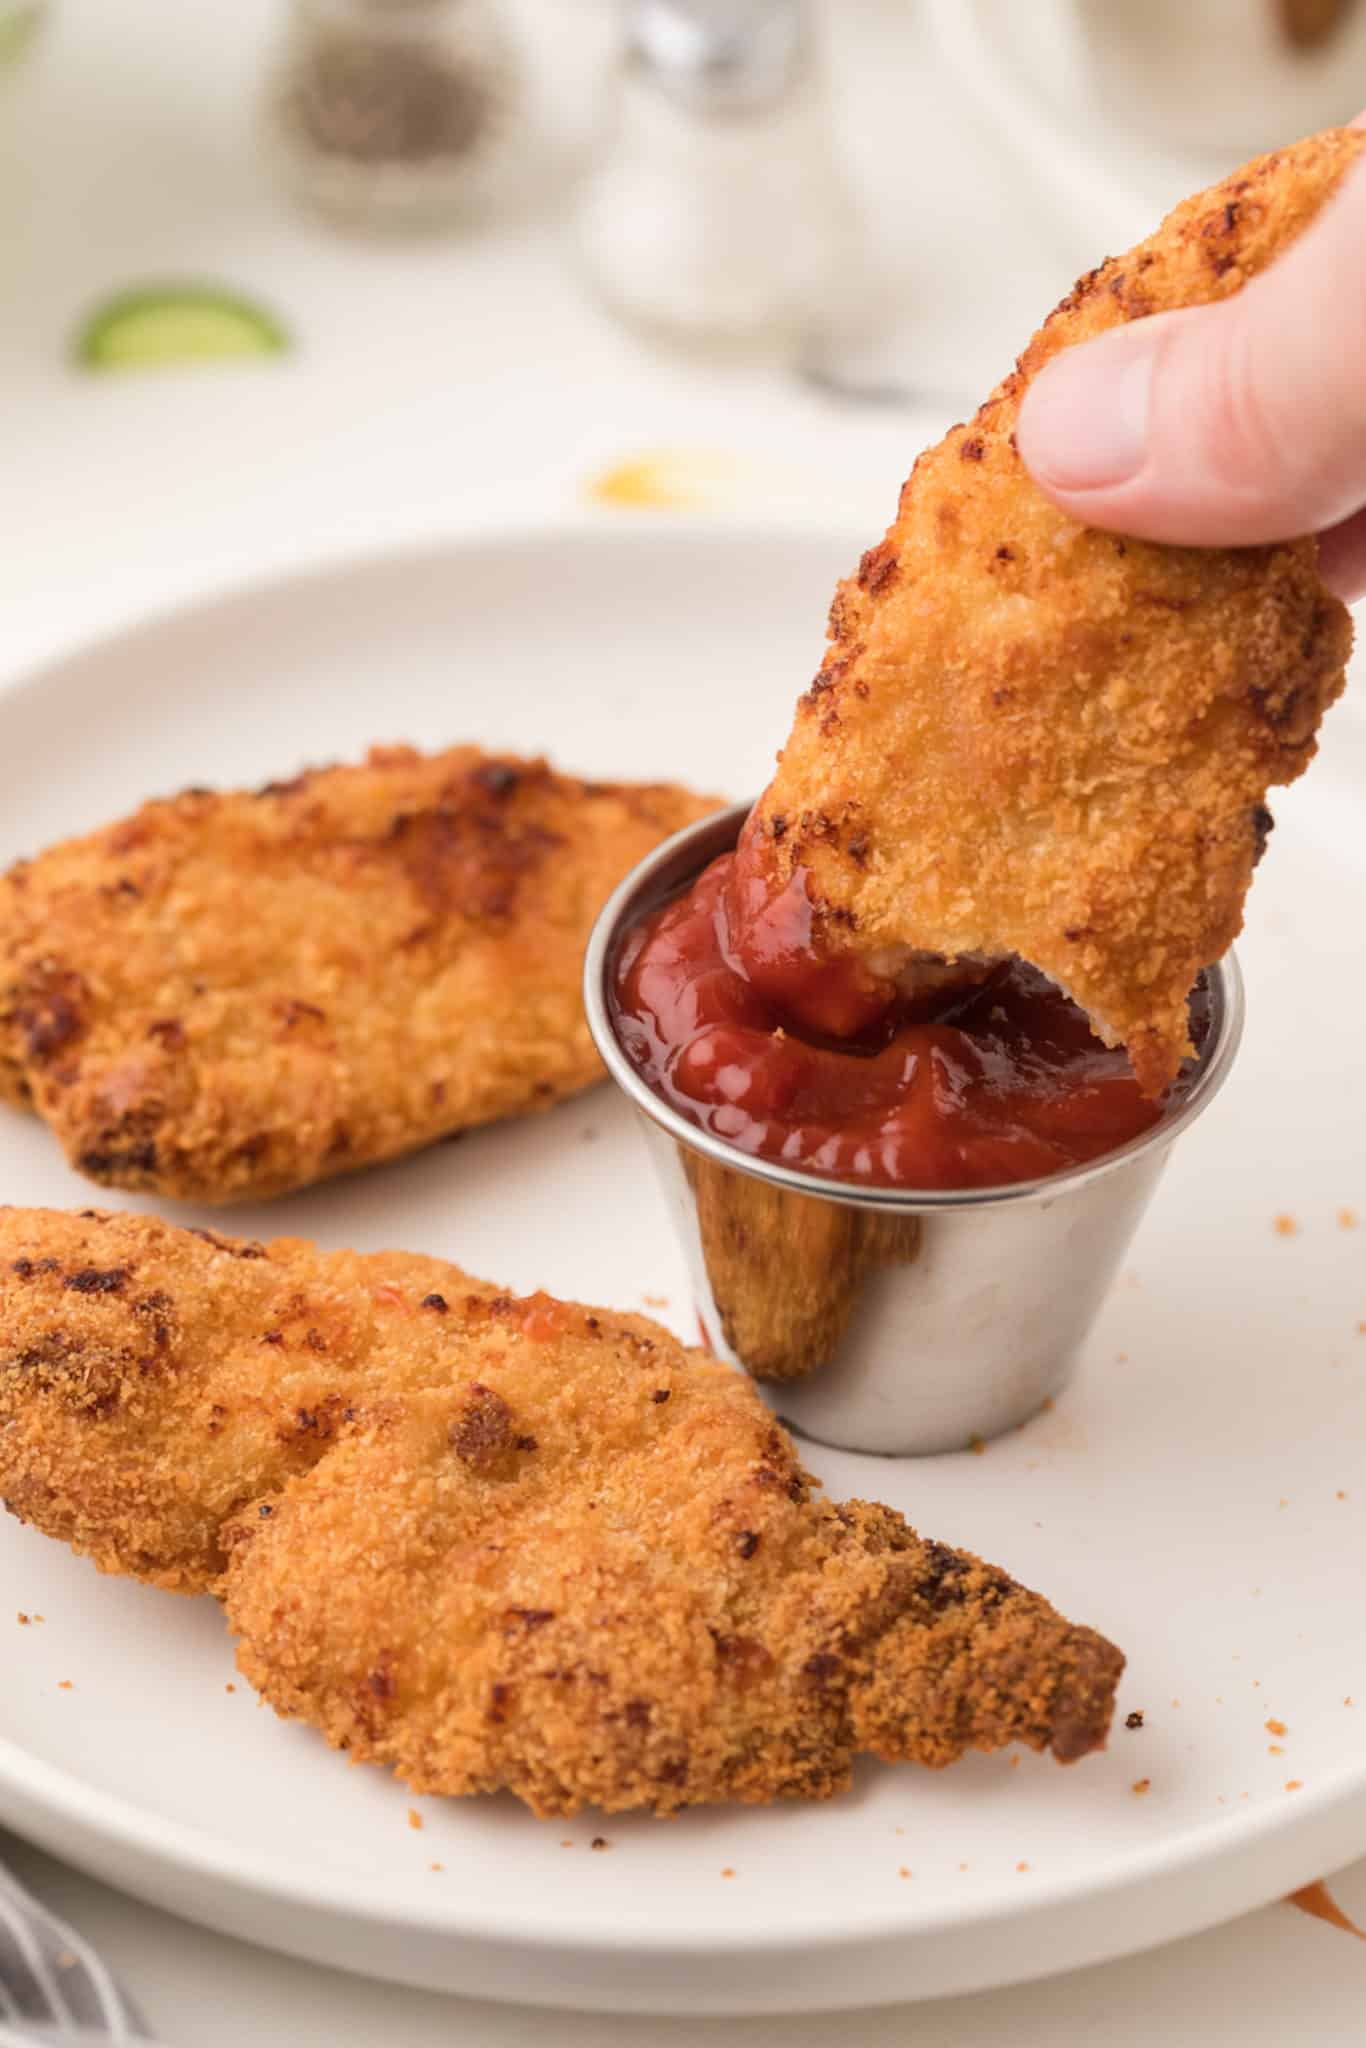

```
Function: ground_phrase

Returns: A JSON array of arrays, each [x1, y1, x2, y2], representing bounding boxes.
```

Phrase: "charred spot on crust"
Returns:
[[384, 789, 564, 924], [711, 1632, 773, 1687], [769, 814, 788, 843], [857, 541, 899, 595], [736, 1530, 760, 1558], [422, 1292, 449, 1313], [449, 1382, 535, 1479], [918, 1538, 973, 1610], [803, 656, 849, 706], [1250, 803, 1275, 864], [503, 1606, 555, 1632], [994, 544, 1015, 562], [189, 1228, 266, 1260], [802, 1651, 842, 1686], [274, 998, 327, 1030], [146, 1018, 186, 1049], [366, 1657, 396, 1701], [255, 772, 311, 799], [63, 1266, 128, 1296], [471, 761, 522, 799], [651, 1388, 670, 1404], [959, 437, 985, 461], [846, 834, 869, 868], [7, 970, 88, 1063], [12, 1331, 85, 1374], [78, 1142, 159, 1181]]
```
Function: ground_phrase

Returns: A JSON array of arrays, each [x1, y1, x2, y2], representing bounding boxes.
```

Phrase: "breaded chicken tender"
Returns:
[[0, 747, 716, 1202], [747, 130, 1361, 1095], [0, 1208, 1123, 1814]]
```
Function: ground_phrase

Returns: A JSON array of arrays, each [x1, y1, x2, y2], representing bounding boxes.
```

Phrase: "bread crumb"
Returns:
[[1040, 1396, 1055, 1411], [57, 1680, 72, 1691], [1278, 1498, 1289, 1509], [641, 1293, 669, 1309], [1338, 1207, 1358, 1229], [967, 1434, 986, 1456], [560, 1840, 573, 1848], [720, 1867, 736, 1879], [1115, 1352, 1128, 1364], [959, 1862, 970, 1872], [225, 1683, 236, 1694], [1016, 1861, 1030, 1873], [1285, 1780, 1303, 1792], [591, 1837, 609, 1851], [1273, 1214, 1298, 1237], [33, 1615, 43, 1623], [894, 1825, 905, 1834], [1009, 1753, 1021, 1767], [898, 1867, 911, 1879], [1265, 1718, 1287, 1736], [16, 1613, 28, 1625], [1125, 1710, 1144, 1729], [407, 1809, 423, 1831], [1269, 1744, 1285, 1755], [1132, 1778, 1151, 1796], [430, 1862, 444, 1872], [1346, 1697, 1354, 1708]]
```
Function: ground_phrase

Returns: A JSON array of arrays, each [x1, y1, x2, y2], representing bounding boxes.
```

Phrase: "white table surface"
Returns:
[[3, 2, 1365, 2040]]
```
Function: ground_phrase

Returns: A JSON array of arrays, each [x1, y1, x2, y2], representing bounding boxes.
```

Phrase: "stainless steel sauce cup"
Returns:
[[584, 803, 1244, 1457]]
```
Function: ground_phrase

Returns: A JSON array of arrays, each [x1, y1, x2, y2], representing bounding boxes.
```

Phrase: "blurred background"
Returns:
[[5, 0, 1366, 677]]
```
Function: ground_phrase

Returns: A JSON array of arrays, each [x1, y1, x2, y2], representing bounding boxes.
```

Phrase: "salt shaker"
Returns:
[[576, 0, 857, 356], [263, 0, 525, 233]]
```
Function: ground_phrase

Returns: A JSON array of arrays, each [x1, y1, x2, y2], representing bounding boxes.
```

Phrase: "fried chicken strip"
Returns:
[[0, 748, 717, 1202], [0, 1208, 1122, 1813], [747, 130, 1361, 1095]]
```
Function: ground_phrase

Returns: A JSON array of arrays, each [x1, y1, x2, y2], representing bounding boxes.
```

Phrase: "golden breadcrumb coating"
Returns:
[[750, 130, 1361, 1095], [0, 1208, 1122, 1814], [0, 747, 717, 1202]]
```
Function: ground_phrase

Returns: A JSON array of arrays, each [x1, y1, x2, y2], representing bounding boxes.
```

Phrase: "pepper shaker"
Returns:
[[262, 0, 525, 234], [576, 0, 860, 357]]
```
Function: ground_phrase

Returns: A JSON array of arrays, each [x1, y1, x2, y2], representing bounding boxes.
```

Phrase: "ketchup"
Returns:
[[611, 852, 1204, 1192]]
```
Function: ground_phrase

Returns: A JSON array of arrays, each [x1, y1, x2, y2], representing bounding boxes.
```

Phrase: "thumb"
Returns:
[[1016, 157, 1366, 547]]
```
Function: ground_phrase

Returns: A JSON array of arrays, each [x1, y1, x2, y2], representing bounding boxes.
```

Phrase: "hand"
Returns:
[[1017, 126, 1366, 600]]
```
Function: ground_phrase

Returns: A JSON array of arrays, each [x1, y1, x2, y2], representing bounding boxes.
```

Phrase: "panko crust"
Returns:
[[751, 130, 1362, 1094], [0, 747, 718, 1202], [0, 1208, 1123, 1814]]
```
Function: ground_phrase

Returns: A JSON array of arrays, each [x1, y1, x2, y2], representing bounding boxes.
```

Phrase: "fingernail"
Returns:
[[1018, 331, 1156, 491]]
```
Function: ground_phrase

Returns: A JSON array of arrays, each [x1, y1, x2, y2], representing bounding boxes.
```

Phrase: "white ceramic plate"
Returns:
[[1, 528, 1364, 2016]]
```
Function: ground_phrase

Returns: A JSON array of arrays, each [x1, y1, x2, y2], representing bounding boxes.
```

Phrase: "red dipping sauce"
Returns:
[[611, 852, 1205, 1192]]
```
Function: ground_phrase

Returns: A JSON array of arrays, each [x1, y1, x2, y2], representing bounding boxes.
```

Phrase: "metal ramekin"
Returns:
[[584, 803, 1244, 1457]]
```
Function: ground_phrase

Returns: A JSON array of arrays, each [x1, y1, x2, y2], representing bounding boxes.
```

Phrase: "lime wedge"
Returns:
[[0, 2, 44, 72], [73, 286, 290, 373]]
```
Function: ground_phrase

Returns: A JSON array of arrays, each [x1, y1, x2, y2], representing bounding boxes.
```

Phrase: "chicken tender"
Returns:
[[0, 747, 717, 1202], [0, 1207, 1123, 1813], [747, 130, 1361, 1095]]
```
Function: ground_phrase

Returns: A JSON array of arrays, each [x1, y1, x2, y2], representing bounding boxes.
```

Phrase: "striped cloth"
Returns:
[[0, 1857, 150, 2045]]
